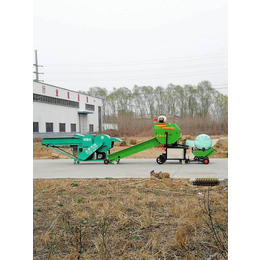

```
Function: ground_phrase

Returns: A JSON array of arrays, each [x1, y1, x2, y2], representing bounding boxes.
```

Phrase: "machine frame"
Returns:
[[156, 132, 214, 165]]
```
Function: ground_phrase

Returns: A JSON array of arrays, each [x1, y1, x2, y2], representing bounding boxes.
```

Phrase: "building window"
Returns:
[[33, 94, 41, 101], [46, 123, 53, 133], [33, 94, 79, 108], [33, 122, 39, 133], [59, 123, 66, 132], [71, 124, 76, 132], [85, 104, 95, 111], [89, 124, 94, 133]]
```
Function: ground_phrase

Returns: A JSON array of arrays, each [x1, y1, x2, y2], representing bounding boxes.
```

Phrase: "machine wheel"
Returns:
[[203, 157, 209, 164], [156, 157, 163, 164], [104, 159, 109, 164], [117, 159, 120, 164], [156, 155, 166, 164]]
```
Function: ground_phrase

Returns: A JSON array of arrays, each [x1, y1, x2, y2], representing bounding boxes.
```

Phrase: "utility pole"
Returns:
[[33, 50, 44, 82]]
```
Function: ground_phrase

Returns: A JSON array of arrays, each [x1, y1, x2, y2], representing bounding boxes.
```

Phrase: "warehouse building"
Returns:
[[33, 81, 102, 138]]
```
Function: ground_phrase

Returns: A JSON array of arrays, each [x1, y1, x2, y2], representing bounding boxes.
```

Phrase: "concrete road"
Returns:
[[33, 158, 228, 180]]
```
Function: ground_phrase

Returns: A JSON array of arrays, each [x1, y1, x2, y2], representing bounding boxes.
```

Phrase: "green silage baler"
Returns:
[[41, 133, 122, 164]]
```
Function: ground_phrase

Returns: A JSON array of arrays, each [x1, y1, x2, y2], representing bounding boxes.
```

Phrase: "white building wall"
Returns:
[[33, 82, 102, 137], [33, 102, 79, 133]]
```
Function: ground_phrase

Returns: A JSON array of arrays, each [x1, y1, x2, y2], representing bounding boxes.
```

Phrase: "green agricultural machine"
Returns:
[[42, 134, 122, 164], [41, 115, 214, 165]]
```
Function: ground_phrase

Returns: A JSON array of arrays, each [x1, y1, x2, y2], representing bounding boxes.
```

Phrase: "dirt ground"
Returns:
[[33, 178, 228, 259], [211, 139, 228, 158], [34, 136, 228, 160]]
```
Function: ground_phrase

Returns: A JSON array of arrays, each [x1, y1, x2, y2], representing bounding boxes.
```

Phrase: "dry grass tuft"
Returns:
[[34, 178, 228, 259]]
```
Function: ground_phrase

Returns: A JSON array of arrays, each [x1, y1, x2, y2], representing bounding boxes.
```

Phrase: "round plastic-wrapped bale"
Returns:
[[194, 134, 212, 150]]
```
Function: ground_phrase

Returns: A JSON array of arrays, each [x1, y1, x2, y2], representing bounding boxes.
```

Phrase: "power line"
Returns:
[[44, 62, 227, 75], [46, 70, 227, 82], [44, 53, 228, 68]]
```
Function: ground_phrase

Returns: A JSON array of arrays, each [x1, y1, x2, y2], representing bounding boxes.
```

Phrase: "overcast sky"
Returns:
[[33, 0, 228, 95]]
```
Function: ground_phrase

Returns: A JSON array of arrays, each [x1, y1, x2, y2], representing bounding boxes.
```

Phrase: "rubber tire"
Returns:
[[161, 155, 167, 163], [156, 157, 163, 164], [104, 159, 109, 164], [156, 155, 166, 164], [203, 157, 209, 164]]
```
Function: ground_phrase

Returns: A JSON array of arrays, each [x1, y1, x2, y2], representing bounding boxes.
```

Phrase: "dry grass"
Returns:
[[33, 178, 228, 259], [211, 139, 228, 158]]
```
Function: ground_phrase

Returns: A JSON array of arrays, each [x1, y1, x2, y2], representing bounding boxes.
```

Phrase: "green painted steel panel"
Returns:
[[81, 135, 95, 147], [108, 137, 159, 162], [79, 141, 103, 160], [96, 135, 113, 152], [153, 122, 181, 144], [192, 147, 214, 157], [42, 136, 83, 146]]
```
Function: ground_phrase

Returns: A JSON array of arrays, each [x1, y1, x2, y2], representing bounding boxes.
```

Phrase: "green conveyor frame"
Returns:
[[45, 145, 77, 160], [107, 137, 159, 162]]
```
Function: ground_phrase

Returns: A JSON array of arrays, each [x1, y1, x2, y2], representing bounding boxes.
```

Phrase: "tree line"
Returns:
[[80, 80, 228, 121]]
